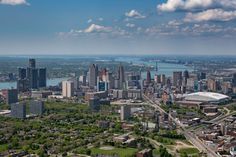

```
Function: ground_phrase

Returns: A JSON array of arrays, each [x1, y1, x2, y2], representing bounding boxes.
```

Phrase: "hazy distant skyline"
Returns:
[[0, 0, 236, 55]]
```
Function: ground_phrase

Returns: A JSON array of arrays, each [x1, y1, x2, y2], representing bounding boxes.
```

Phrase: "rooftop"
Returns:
[[184, 92, 229, 102]]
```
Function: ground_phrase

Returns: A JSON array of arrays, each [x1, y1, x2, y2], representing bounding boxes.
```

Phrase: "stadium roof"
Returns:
[[184, 92, 229, 102]]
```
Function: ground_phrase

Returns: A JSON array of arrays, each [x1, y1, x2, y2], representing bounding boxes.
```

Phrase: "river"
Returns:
[[0, 78, 67, 90]]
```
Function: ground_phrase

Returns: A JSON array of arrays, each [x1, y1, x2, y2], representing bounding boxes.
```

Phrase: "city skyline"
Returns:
[[0, 0, 236, 55]]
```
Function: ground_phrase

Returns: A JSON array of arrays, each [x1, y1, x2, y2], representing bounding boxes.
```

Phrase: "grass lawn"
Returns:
[[179, 148, 199, 155], [91, 147, 138, 157], [152, 149, 160, 156], [0, 144, 8, 153]]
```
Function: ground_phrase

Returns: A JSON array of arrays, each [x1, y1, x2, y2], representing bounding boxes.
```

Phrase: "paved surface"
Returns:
[[143, 94, 220, 157]]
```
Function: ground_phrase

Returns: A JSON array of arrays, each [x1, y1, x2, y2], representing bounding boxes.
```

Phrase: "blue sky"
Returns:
[[0, 0, 236, 55]]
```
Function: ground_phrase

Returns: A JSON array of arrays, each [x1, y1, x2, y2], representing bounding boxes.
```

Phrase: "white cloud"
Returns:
[[87, 19, 93, 23], [168, 20, 183, 26], [125, 10, 146, 19], [126, 23, 135, 28], [98, 17, 104, 21], [58, 24, 131, 39], [184, 9, 236, 22], [84, 24, 112, 33], [157, 0, 236, 12], [0, 0, 29, 5]]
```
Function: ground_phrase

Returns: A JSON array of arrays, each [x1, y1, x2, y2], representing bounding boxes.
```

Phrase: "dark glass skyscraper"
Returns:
[[118, 64, 125, 89], [38, 68, 47, 88], [89, 64, 98, 88], [29, 58, 36, 68], [31, 68, 39, 89], [233, 73, 236, 87], [146, 70, 151, 84], [18, 68, 27, 79], [17, 59, 47, 92], [5, 89, 18, 105], [173, 71, 183, 87]]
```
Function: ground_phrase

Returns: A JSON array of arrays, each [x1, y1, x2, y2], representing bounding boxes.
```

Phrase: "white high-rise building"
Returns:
[[62, 81, 74, 98]]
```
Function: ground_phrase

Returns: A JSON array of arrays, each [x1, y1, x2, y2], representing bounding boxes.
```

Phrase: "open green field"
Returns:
[[91, 147, 138, 157], [179, 148, 199, 155]]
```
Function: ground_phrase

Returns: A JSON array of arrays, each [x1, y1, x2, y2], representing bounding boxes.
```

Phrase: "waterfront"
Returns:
[[0, 57, 193, 89], [0, 78, 67, 90], [116, 57, 193, 78]]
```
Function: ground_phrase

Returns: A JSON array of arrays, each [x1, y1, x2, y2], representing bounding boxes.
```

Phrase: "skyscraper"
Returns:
[[62, 81, 74, 98], [17, 59, 47, 91], [183, 70, 189, 86], [8, 89, 18, 105], [18, 68, 27, 79], [118, 64, 125, 89], [6, 89, 18, 105], [160, 74, 166, 85], [29, 58, 36, 68], [89, 64, 98, 88], [38, 68, 47, 88], [233, 73, 236, 87], [173, 71, 182, 87], [146, 70, 151, 84], [17, 79, 30, 92], [31, 68, 39, 89]]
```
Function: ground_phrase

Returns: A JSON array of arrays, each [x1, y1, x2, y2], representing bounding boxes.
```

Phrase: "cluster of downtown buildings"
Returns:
[[0, 59, 46, 119], [1, 59, 236, 123], [18, 58, 46, 92]]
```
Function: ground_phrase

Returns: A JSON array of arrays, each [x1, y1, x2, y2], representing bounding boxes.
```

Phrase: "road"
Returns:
[[142, 94, 220, 157]]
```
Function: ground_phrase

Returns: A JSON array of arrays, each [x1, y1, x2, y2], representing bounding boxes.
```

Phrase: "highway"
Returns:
[[142, 94, 220, 157]]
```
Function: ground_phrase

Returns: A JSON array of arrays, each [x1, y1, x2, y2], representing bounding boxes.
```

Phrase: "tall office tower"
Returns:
[[17, 79, 30, 92], [29, 58, 36, 68], [154, 74, 160, 83], [183, 70, 189, 86], [62, 81, 74, 98], [31, 68, 39, 89], [120, 105, 131, 121], [80, 75, 87, 86], [7, 89, 18, 105], [166, 78, 171, 87], [118, 64, 125, 89], [107, 72, 114, 89], [18, 68, 27, 79], [29, 100, 45, 116], [17, 67, 30, 92], [233, 73, 236, 87], [97, 81, 108, 92], [183, 70, 189, 79], [89, 64, 98, 88], [146, 70, 151, 84], [199, 72, 206, 80], [160, 74, 166, 85], [173, 71, 183, 87], [207, 78, 217, 92], [101, 68, 108, 82], [68, 77, 79, 91], [38, 68, 47, 88], [11, 102, 26, 119]]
